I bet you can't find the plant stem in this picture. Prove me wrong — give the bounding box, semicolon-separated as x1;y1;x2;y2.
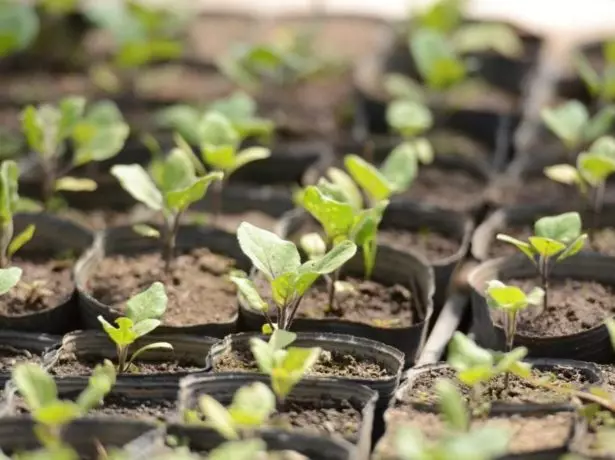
212;180;224;225
327;269;340;312
590;182;606;243
0;220;12;268
284;296;303;330
117;345;128;373
41;160;56;211
163;212;182;274
539;256;549;312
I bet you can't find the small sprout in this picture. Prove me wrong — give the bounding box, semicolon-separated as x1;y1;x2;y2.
97;282;172;373
496;212;587;310
21;98;129;209
232;222;356;331
250;329;321;401
486;280;544;352
111;146;224;273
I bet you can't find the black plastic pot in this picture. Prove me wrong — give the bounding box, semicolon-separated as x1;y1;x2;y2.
236;244;435;366
165;425;356;460
468;253;615;362
0;417;161;459
75;224;251;337
207;332;404;404
177;373;377;459
47;330;215;383
0;213;93;334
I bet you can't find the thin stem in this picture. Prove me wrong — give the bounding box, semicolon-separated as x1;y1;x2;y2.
590;182;606;243
212;180;224;225
263;310;276;331
284;296;304;330
0;220;13;268
506;311;517;352
539;256;549;312
41;160;56;210
327;269;340;312
117;345;128;373
163;212;182;274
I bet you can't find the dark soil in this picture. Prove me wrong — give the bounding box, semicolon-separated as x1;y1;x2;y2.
400;167;486;213
379;229;461;263
89;394;176;421
86;248;238;327
405;365;590;405
501;278;615;337
0;257;73;317
0;347;44;372
375;407;573;457
214;347;391;380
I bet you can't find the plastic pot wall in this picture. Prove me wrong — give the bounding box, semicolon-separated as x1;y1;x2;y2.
468;253;615;362
236;244;434;367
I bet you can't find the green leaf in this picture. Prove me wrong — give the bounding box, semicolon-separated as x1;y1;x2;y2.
153;148;197;193
574;52;601;96
447;332;493;371
228;381;275;426
557;234;587;261
386;99;433;138
0;266;21;295
457;366;494;386
270;329;297;351
209;91;257;121
12;363;58;411
299;233;327;258
436;379;469;431
300;186;355;241
237;221;301;280
589;136;615;158
544;164;585;191
326;167;363;210
155;105;201;145
270;272;295;307
495;234;535;261
344;154;393;202
534;212;582;243
131;318;162;338
8;224;35;257
541;101;589;149
132;224;160;239
111;164;163;211
528;236;566;257
578;152;615;186
166;171;224;212
125;281;168;323
208;439;266;460
98;316;137;347
410;28;466;90
0;160;19;223
250;337;274;374
198;112;240;153
526;287;546;306
198;395;239;440
584;106;615;143
72;122;129;166
495;347;529;374
486;282;528;311
21;106;45;155
452;23;523;58
0;3;39;56
229;272;269;312
34;400;81;427
383;73;425;102
295;240;357;295
76;360;116;412
54;176;98;192
229;146;271;175
58;96;86;140
174;132;206;175
272;346;321;399
416;0;463;33
128;342;173;364
380;142;420;192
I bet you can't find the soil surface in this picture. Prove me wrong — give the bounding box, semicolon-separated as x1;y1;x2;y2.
0;257;73;317
400;167;486;213
379;229;461;263
0;347;44;373
599;364;615;392
87;248;238;327
501;278;615;337
214;347;391;380
89;394;176;421
405;365;591;405
375;408;572;457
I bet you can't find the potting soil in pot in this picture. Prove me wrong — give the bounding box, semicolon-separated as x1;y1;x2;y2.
378;229;461;264
0;347;44;373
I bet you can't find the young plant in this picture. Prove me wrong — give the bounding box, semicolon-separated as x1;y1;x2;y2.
97;282;173;373
485;280;544;352
230;222;356;331
12;360;116;448
496;212;587;310
574;40;615;106
21;97;129;209
111;147;223;273
0;2;39;58
250;329;321;402
385;98;435;165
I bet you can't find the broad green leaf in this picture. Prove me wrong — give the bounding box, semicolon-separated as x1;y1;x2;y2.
16;198;43;213
76;360;116;412
383;73;425;102
128;342;173;364
237;222;301;280
557;234;588;261
386;99;433;138
72;123;129;166
584;106;615;142
166;171;224;212
415;0;463;33
574;53;601;96
457;366;494;386
541;101;589;149
154;148;197;193
578;152;615;186
58;96;86;140
155;105;201;145
12;363;58;412
8;224;35;257
54;177;98;192
208;439;266;460
0;160;19;222
452;23;523;58
528;236;566;257
269;329;297;351
410;28;466;90
250;337;273;373
326;167;363;210
208;91;256;121
299;232;326;258
111;164;163;211
198;112;240;152
300;186;354;241
589;136;615;158
270;272;295;307
131;318;162;338
21;106;45;155
408;137;434;164
526;287;546;306
0;266;21;295
314;177;353;205
495;234;535;261
380;142;420;192
174;132;206;175
544;164;584;190
344;154;392;202
447;332;493;370
0;3;39;56
126;281;168;323
132;224;160;239
229;272;269;312
486;283;528;311
282;346;321;373
534;212;582;243
229;146;271;174
34;400;81;427
436;379;468;431
228;382;275;426
203;144;236;171
495;347;529;374
198;395;239;440
98;316;137;347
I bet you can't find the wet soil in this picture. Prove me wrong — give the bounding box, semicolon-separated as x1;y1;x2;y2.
379;229;461;263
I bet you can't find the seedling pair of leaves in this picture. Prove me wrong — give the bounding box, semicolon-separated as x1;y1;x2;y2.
111;142;224;272
21;97;129;209
97;282;172;373
574;40;615;104
231;222;356;331
384;97;435;165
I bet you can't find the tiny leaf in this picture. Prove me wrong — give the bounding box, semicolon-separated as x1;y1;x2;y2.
8;224;35;257
125;281;168;323
111;164;163;211
0;266;21;295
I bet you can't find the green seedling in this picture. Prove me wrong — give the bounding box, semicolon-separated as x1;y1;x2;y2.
21;97;129;209
496;212;587;310
231;222;356;331
12;360;116;448
385;98;435;164
541;100;615;157
0;2;39;57
486;280;544;352
574;40;615;105
250;329;321;401
111;146;223;273
97;282;172;373
0;160;36;268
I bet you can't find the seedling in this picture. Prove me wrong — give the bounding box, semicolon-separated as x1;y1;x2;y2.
0;2;39;58
97;282;173;373
231;222;356;331
0;160;36;268
250;329;321;401
21;97;129;209
111;147;223;273
12;360;116;447
385;98;435;166
574;40;615;106
486;280;544;352
496;212;587;309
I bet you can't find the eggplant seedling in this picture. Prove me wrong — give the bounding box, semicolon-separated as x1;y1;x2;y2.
485;280;544;352
97;282;173;373
496;212;587;310
574;40;615;106
385;98;435;166
21;97;129;210
231;222;356;331
111;146;223;273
